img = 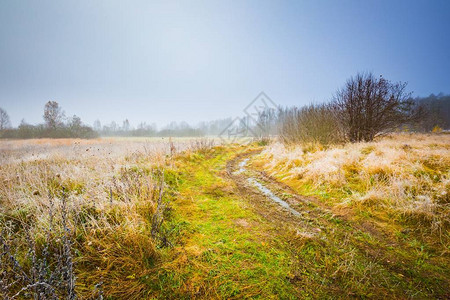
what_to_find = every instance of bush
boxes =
[332,72,419,142]
[278,104,345,145]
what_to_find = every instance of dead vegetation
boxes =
[1,135,449,298]
[257,133,450,235]
[0,138,191,298]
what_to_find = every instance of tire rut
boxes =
[225,149,450,292]
[226,150,330,238]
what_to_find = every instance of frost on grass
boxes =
[259,134,450,229]
[0,138,193,298]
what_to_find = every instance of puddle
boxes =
[247,178,301,216]
[238,158,301,217]
[235,158,249,174]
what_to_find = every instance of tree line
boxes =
[274,73,449,144]
[0,101,235,139]
[0,101,97,139]
[93,118,234,137]
[1,72,449,140]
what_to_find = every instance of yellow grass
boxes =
[257,134,450,230]
[0,137,199,298]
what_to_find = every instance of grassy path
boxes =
[147,146,449,299]
[149,147,300,299]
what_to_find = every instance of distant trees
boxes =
[412,93,450,131]
[156,121,203,137]
[135,122,157,136]
[255,107,278,138]
[0,108,11,131]
[1,101,97,139]
[332,73,419,142]
[122,119,130,131]
[93,119,102,131]
[16,119,42,139]
[68,115,82,129]
[110,121,118,132]
[93,118,238,137]
[43,101,65,129]
[4,73,444,141]
[275,73,443,145]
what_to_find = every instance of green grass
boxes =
[249,152,450,299]
[147,148,300,298]
[3,141,448,298]
[144,145,449,299]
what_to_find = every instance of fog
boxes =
[1,0,449,128]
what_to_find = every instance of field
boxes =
[0,135,449,299]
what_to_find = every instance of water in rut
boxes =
[237,158,301,217]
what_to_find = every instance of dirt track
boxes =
[225,150,330,238]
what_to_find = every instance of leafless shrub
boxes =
[332,72,422,142]
[278,104,345,145]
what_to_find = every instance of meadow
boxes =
[0,134,449,299]
[0,138,194,298]
[256,133,450,231]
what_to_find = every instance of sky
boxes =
[0,0,449,128]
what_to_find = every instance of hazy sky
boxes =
[1,0,449,128]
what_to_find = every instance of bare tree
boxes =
[256,107,278,137]
[69,115,82,128]
[43,101,65,129]
[0,107,11,131]
[333,72,418,142]
[93,119,102,131]
[122,119,130,131]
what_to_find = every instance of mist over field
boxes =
[1,1,449,299]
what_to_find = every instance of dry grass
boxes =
[2,135,448,298]
[257,133,450,231]
[0,137,201,298]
